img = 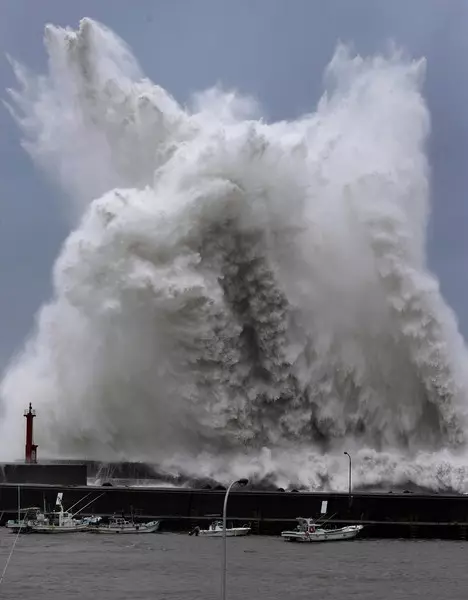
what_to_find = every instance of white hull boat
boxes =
[190,520,251,537]
[6,492,106,534]
[281,518,364,542]
[32,521,90,534]
[88,517,160,534]
[7,507,89,534]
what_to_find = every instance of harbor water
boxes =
[0,529,467,599]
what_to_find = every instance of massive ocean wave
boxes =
[2,18,468,492]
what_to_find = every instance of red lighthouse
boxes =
[24,403,38,464]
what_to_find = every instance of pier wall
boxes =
[1,484,468,539]
[0,464,87,486]
[0,463,87,486]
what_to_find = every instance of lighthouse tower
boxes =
[24,403,38,464]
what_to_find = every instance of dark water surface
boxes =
[0,529,467,599]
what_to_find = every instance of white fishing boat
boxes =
[281,517,364,542]
[6,492,105,534]
[31,507,90,533]
[7,505,88,534]
[87,516,160,534]
[190,520,251,537]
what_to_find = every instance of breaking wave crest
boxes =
[2,18,468,492]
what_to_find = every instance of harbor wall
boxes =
[0,463,87,486]
[1,484,468,539]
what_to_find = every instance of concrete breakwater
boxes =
[1,484,468,540]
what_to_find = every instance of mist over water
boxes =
[2,18,468,492]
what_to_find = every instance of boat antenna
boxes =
[71,492,106,518]
[66,491,95,513]
[315,512,338,527]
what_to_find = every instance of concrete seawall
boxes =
[0,463,87,486]
[1,484,468,539]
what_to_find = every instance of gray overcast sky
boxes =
[1,0,468,369]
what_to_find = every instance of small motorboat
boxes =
[281,517,364,542]
[189,520,251,537]
[87,516,160,534]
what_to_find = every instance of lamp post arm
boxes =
[344,451,352,507]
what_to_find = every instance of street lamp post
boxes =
[221,478,249,600]
[344,451,352,507]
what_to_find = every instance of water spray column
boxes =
[24,403,38,464]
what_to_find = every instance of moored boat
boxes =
[281,517,364,542]
[189,520,251,537]
[6,507,42,534]
[7,505,89,534]
[6,492,105,534]
[87,516,160,534]
[30,508,90,533]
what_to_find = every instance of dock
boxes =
[1,484,468,539]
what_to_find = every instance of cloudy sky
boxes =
[0,0,468,370]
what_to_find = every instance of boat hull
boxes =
[282,525,363,542]
[30,524,90,533]
[5,519,88,534]
[198,528,251,537]
[88,520,160,534]
[6,524,34,534]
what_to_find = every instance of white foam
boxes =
[2,18,468,492]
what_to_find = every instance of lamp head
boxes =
[237,478,249,486]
